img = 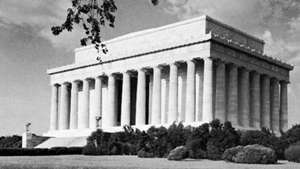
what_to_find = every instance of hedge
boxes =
[0,147,82,156]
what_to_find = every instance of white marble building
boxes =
[43,15,293,140]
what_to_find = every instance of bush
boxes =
[284,142,300,162]
[185,123,209,159]
[206,120,240,160]
[0,135,22,148]
[0,147,83,156]
[167,146,189,161]
[223,144,277,164]
[137,149,154,158]
[240,128,283,159]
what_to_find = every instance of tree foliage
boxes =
[52,0,159,54]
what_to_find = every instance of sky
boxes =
[0,0,299,136]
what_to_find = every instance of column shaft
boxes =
[50,84,59,130]
[185,60,195,123]
[93,76,102,129]
[106,74,117,127]
[161,78,167,123]
[239,68,250,127]
[250,72,261,128]
[215,61,226,122]
[280,81,288,131]
[270,78,280,132]
[59,83,70,130]
[261,75,271,128]
[168,63,178,123]
[70,81,78,129]
[202,58,214,122]
[79,79,90,129]
[121,72,131,126]
[152,66,161,125]
[227,64,238,126]
[136,69,146,125]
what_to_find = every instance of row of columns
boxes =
[214,60,288,131]
[50,57,288,132]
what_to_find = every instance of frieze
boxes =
[211,43,289,80]
[206,20,264,54]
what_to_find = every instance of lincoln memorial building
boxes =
[41,16,293,146]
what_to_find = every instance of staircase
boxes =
[35,136,87,148]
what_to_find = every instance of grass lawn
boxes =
[0,155,299,169]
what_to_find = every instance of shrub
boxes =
[284,142,300,162]
[240,128,283,159]
[167,146,189,161]
[186,123,209,159]
[137,149,154,158]
[0,147,83,156]
[0,135,22,148]
[223,144,277,164]
[166,123,190,152]
[206,120,240,160]
[145,126,168,157]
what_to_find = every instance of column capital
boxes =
[239,66,250,72]
[279,80,289,84]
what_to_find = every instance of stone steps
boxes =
[35,136,87,148]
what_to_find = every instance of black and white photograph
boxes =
[0,0,300,168]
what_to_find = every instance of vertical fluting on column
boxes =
[178,73,184,122]
[121,72,131,126]
[168,63,178,123]
[152,66,161,125]
[270,78,280,132]
[136,69,146,126]
[227,64,238,126]
[185,60,196,123]
[78,79,90,129]
[280,81,288,131]
[215,60,226,122]
[50,84,59,130]
[250,72,261,128]
[70,81,79,129]
[161,77,167,124]
[59,83,70,130]
[202,57,214,122]
[105,74,117,127]
[238,68,250,127]
[195,61,203,122]
[94,76,103,129]
[261,75,271,128]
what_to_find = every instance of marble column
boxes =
[250,72,261,128]
[78,79,90,129]
[227,64,238,126]
[261,75,271,128]
[70,81,79,129]
[59,83,70,130]
[136,69,146,125]
[239,68,250,127]
[106,74,117,127]
[161,77,167,124]
[280,81,288,131]
[121,72,131,126]
[185,60,196,123]
[50,84,59,130]
[215,60,226,122]
[195,63,203,122]
[152,66,161,125]
[168,63,178,123]
[270,78,280,132]
[94,76,103,129]
[202,57,214,122]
